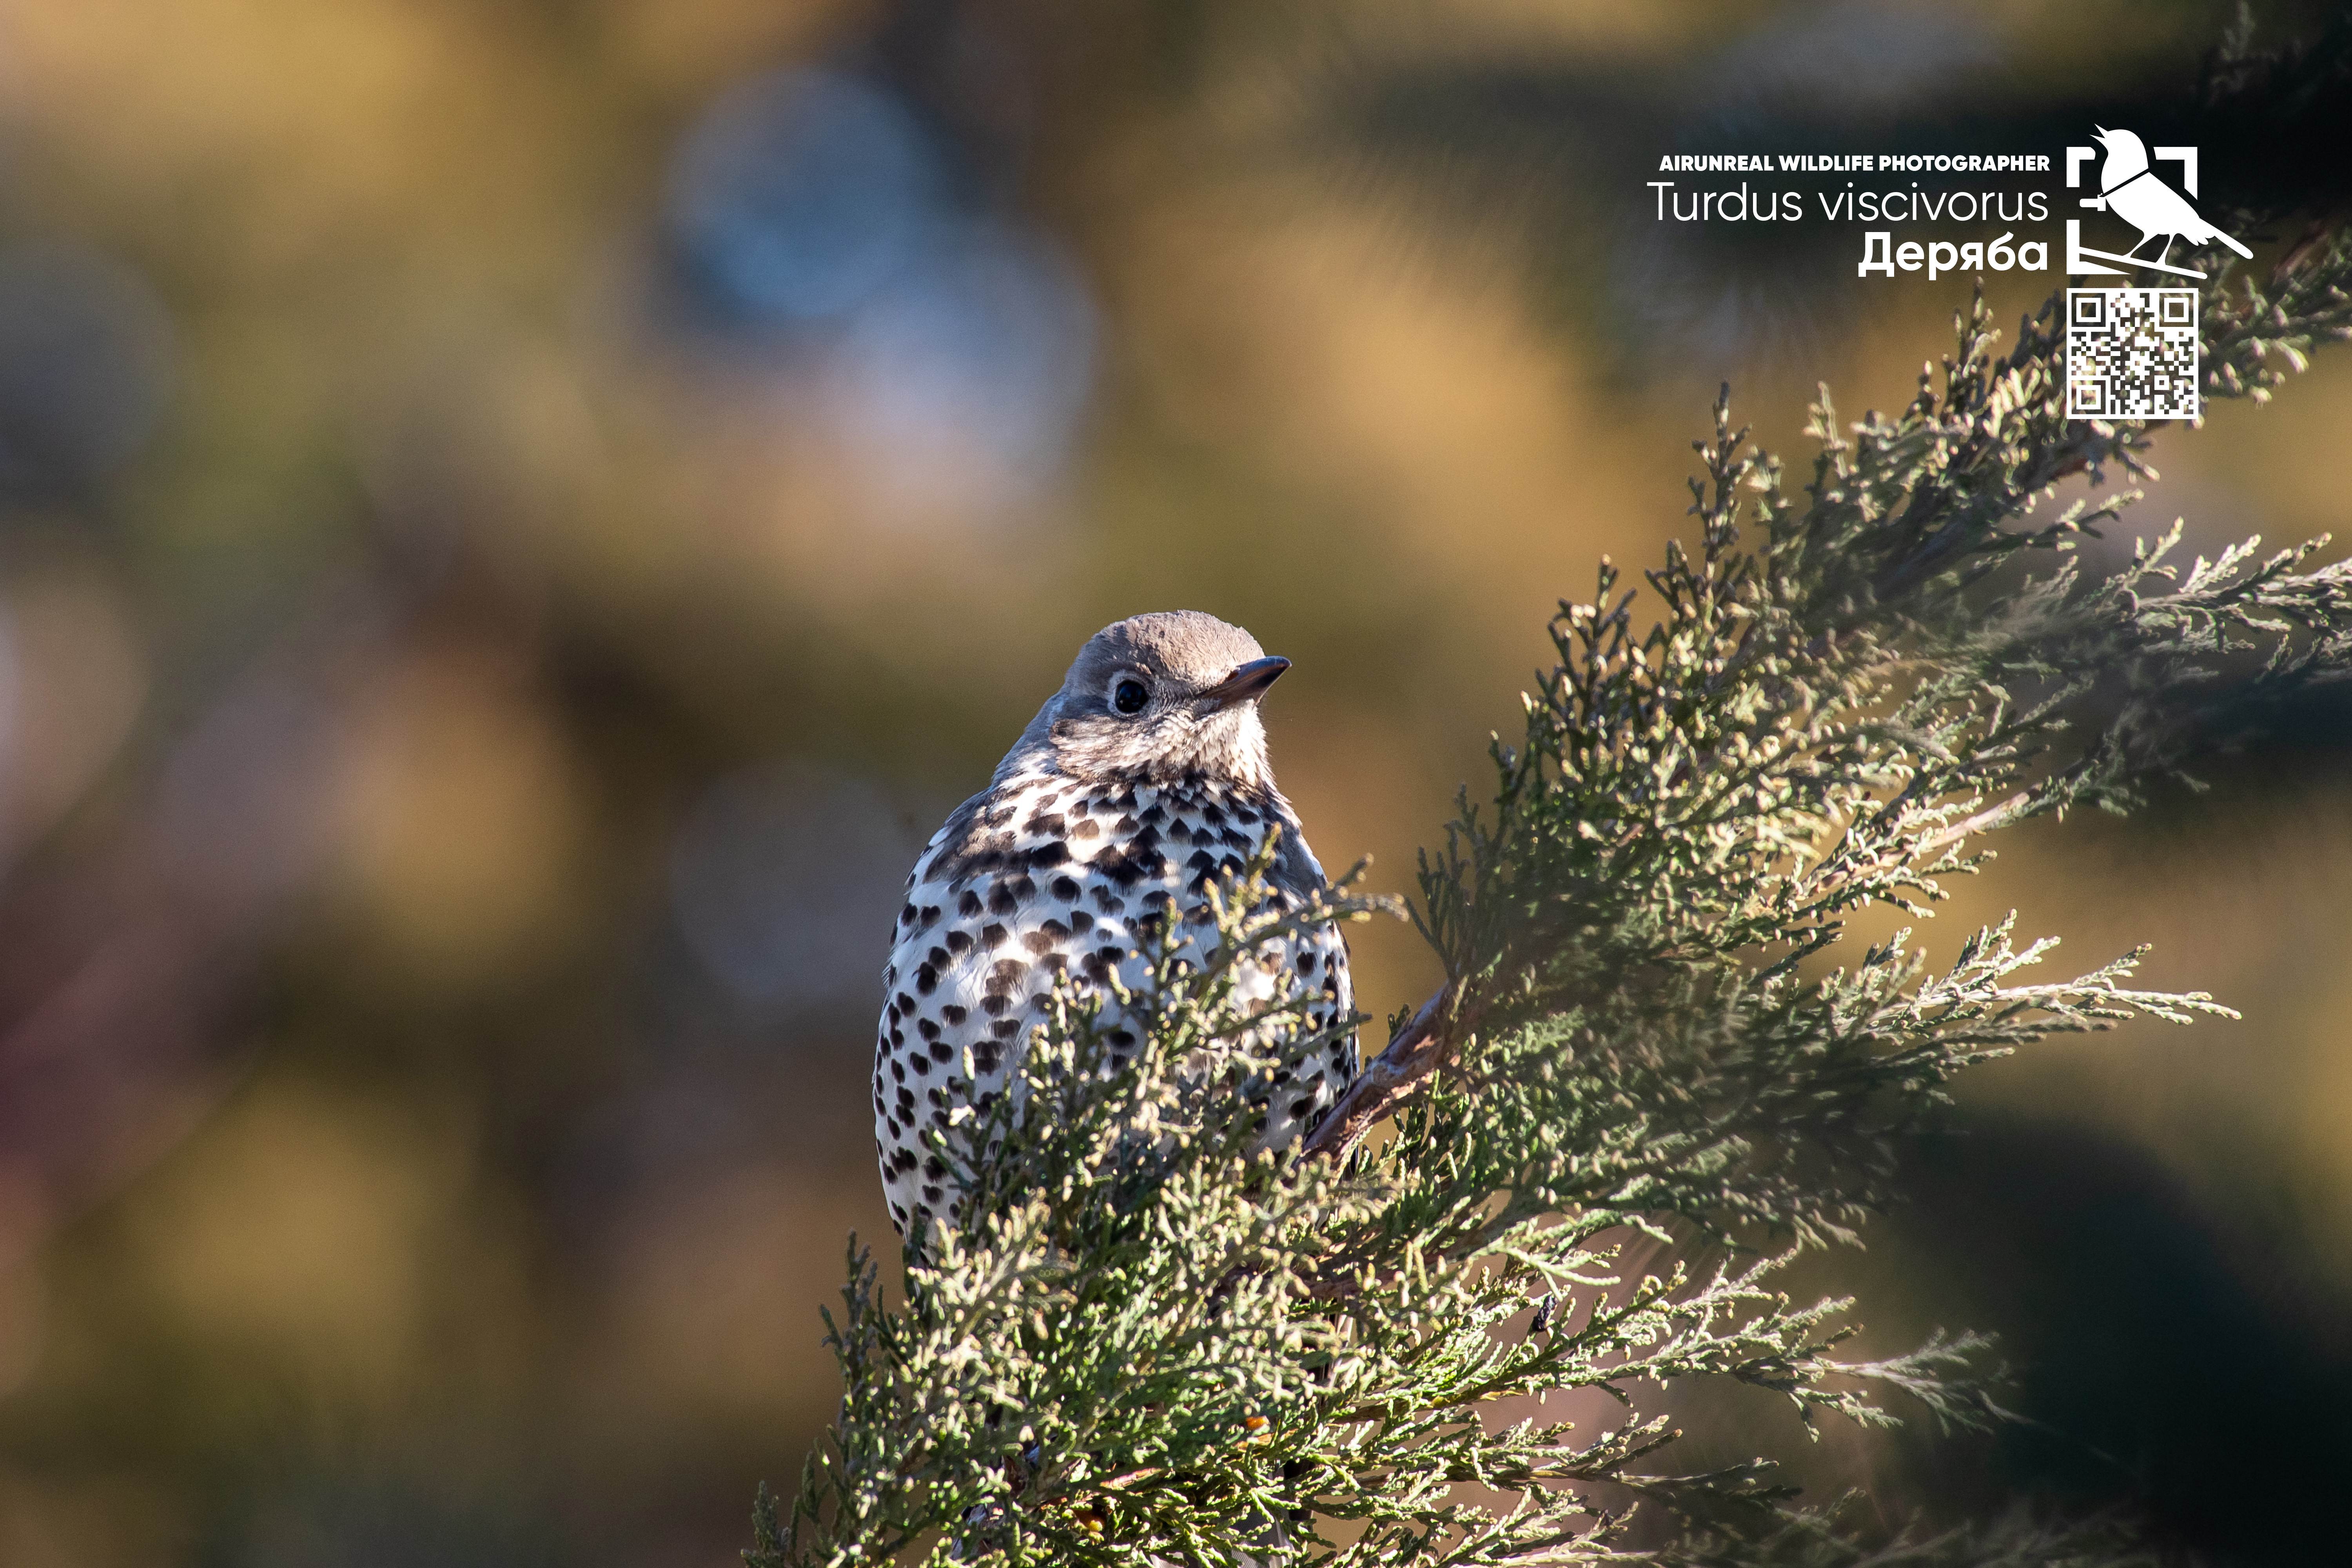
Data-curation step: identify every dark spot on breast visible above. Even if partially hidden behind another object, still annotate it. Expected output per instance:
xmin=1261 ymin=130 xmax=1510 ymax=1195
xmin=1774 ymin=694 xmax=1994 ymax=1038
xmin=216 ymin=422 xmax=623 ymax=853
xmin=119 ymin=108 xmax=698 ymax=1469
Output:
xmin=982 ymin=995 xmax=1008 ymax=1016
xmin=988 ymin=885 xmax=1018 ymax=915
xmin=1090 ymin=885 xmax=1122 ymax=913
xmin=1140 ymin=889 xmax=1171 ymax=909
xmin=927 ymin=946 xmax=949 ymax=969
xmin=918 ymin=1018 xmax=942 ymax=1041
xmin=992 ymin=1018 xmax=1022 ymax=1039
xmin=1069 ymin=818 xmax=1100 ymax=840
xmin=896 ymin=1087 xmax=916 ymax=1111
xmin=1112 ymin=815 xmax=1138 ymax=834
xmin=941 ymin=1004 xmax=967 ymax=1025
xmin=1202 ymin=802 xmax=1227 ymax=826
xmin=931 ymin=1040 xmax=953 ymax=1062
xmin=1297 ymin=952 xmax=1318 ymax=975
xmin=1290 ymin=1097 xmax=1316 ymax=1120
xmin=909 ymin=1054 xmax=929 ymax=1075
xmin=1027 ymin=812 xmax=1065 ymax=837
xmin=958 ymin=890 xmax=984 ymax=917
xmin=1009 ymin=875 xmax=1037 ymax=902
xmin=973 ymin=1044 xmax=1000 ymax=1074
xmin=1233 ymin=806 xmax=1259 ymax=825
xmin=1050 ymin=875 xmax=1080 ymax=901
xmin=915 ymin=965 xmax=938 ymax=994
xmin=918 ymin=906 xmax=941 ymax=929
xmin=981 ymin=923 xmax=1008 ymax=948
xmin=946 ymin=931 xmax=973 ymax=955
xmin=890 ymin=1060 xmax=906 ymax=1082
xmin=1022 ymin=929 xmax=1057 ymax=956
xmin=898 ymin=904 xmax=915 ymax=925
xmin=987 ymin=959 xmax=1029 ymax=994
xmin=1221 ymin=829 xmax=1254 ymax=850
xmin=1140 ymin=804 xmax=1164 ymax=824
xmin=1184 ymin=904 xmax=1213 ymax=926
xmin=982 ymin=805 xmax=1015 ymax=829
xmin=1186 ymin=849 xmax=1217 ymax=873
xmin=1028 ymin=842 xmax=1069 ymax=870
xmin=1069 ymin=909 xmax=1094 ymax=933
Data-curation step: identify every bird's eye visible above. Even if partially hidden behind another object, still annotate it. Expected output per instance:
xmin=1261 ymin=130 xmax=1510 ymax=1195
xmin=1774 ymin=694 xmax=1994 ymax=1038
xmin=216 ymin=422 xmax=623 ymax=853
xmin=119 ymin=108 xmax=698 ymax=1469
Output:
xmin=1112 ymin=678 xmax=1150 ymax=715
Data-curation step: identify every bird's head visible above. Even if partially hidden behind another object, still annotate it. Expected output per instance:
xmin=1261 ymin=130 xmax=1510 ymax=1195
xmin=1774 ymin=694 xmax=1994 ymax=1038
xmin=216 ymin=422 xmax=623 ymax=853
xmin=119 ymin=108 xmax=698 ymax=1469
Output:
xmin=1012 ymin=611 xmax=1289 ymax=788
xmin=2092 ymin=126 xmax=2149 ymax=171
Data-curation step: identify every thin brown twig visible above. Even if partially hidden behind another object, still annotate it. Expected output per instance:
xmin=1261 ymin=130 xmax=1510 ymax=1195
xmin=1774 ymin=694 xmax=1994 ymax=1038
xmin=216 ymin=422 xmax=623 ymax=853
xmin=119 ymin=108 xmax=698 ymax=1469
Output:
xmin=1915 ymin=790 xmax=2033 ymax=860
xmin=1299 ymin=982 xmax=1457 ymax=1159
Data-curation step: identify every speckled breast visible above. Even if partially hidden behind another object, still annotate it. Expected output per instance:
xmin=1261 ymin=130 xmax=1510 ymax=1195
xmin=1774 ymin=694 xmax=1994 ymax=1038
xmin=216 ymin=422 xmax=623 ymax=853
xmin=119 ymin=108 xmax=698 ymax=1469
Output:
xmin=873 ymin=769 xmax=1355 ymax=1232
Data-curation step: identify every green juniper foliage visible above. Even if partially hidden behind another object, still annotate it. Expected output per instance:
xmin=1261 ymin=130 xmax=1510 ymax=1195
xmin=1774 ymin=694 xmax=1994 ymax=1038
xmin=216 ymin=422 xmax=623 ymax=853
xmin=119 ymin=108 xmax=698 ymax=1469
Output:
xmin=753 ymin=138 xmax=2352 ymax=1568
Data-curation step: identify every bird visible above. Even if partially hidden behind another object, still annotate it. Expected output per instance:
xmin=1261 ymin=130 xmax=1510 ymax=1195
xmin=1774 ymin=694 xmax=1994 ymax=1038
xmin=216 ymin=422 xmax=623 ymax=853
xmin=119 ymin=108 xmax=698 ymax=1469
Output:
xmin=2082 ymin=126 xmax=2252 ymax=269
xmin=873 ymin=611 xmax=1356 ymax=1234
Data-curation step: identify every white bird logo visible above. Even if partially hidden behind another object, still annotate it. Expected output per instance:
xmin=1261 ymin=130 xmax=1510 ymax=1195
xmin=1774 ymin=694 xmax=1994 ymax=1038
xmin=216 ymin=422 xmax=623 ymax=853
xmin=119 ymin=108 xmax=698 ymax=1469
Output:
xmin=2080 ymin=126 xmax=2252 ymax=271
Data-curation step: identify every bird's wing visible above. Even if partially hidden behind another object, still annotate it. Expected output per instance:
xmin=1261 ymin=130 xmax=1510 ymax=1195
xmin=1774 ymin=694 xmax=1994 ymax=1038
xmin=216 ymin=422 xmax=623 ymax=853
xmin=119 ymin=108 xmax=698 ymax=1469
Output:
xmin=2112 ymin=181 xmax=2196 ymax=233
xmin=2118 ymin=182 xmax=2253 ymax=257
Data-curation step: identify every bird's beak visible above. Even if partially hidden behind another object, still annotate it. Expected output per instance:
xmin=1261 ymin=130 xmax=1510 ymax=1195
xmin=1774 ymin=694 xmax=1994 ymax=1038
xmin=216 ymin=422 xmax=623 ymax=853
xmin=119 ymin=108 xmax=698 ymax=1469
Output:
xmin=1198 ymin=656 xmax=1290 ymax=709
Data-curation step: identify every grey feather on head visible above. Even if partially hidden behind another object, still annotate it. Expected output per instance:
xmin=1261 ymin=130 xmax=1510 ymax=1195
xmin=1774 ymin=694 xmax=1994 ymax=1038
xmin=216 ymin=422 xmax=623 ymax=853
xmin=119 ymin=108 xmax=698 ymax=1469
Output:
xmin=1001 ymin=611 xmax=1289 ymax=788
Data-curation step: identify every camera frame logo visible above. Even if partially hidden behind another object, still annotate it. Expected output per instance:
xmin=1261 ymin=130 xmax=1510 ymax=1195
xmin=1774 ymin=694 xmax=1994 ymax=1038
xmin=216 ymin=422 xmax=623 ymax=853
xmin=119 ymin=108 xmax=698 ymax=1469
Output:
xmin=2063 ymin=128 xmax=2246 ymax=421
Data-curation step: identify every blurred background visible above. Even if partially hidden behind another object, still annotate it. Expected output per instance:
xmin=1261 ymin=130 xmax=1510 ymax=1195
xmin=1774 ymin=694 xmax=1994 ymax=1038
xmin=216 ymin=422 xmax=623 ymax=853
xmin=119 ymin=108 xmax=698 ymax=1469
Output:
xmin=0 ymin=1 xmax=2345 ymax=1563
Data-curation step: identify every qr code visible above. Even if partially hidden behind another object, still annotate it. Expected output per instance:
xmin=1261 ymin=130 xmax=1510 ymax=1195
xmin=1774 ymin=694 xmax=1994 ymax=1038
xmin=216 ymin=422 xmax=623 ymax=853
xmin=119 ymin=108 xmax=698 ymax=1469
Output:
xmin=2067 ymin=288 xmax=2199 ymax=419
